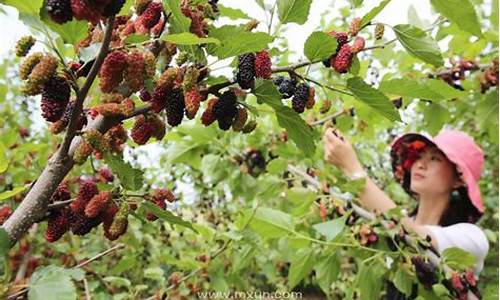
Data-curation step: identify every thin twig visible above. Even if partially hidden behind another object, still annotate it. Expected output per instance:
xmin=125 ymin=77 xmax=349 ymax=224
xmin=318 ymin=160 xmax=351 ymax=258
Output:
xmin=75 ymin=243 xmax=125 ymax=269
xmin=310 ymin=109 xmax=347 ymax=126
xmin=84 ymin=278 xmax=91 ymax=300
xmin=59 ymin=16 xmax=116 ymax=158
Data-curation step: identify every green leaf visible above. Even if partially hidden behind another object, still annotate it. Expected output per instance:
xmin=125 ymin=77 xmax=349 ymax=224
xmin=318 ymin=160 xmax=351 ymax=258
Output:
xmin=288 ymin=248 xmax=315 ymax=288
xmin=357 ymin=263 xmax=385 ymax=300
xmin=393 ymin=24 xmax=443 ymax=67
xmin=346 ymin=77 xmax=401 ymax=122
xmin=277 ymin=0 xmax=312 ymax=25
xmin=393 ymin=268 xmax=414 ymax=296
xmin=360 ymin=0 xmax=391 ymax=27
xmin=304 ymin=31 xmax=337 ymax=62
xmin=314 ymin=254 xmax=340 ymax=294
xmin=0 ymin=141 xmax=8 ymax=173
xmin=141 ymin=201 xmax=197 ymax=232
xmin=28 ymin=266 xmax=77 ymax=300
xmin=442 ymin=247 xmax=477 ymax=269
xmin=424 ymin=79 xmax=466 ymax=99
xmin=218 ymin=5 xmax=251 ymax=20
xmin=0 ymin=228 xmax=10 ymax=257
xmin=430 ymin=0 xmax=483 ymax=37
xmin=162 ymin=0 xmax=191 ymax=33
xmin=200 ymin=154 xmax=227 ymax=184
xmin=161 ymin=32 xmax=220 ymax=45
xmin=0 ymin=186 xmax=27 ymax=201
xmin=249 ymin=207 xmax=294 ymax=238
xmin=313 ymin=215 xmax=348 ymax=241
xmin=477 ymin=90 xmax=499 ymax=144
xmin=207 ymin=25 xmax=273 ymax=59
xmin=104 ymin=154 xmax=144 ymax=191
xmin=0 ymin=0 xmax=43 ymax=14
xmin=379 ymin=78 xmax=446 ymax=101
xmin=123 ymin=34 xmax=150 ymax=44
xmin=423 ymin=102 xmax=450 ymax=135
xmin=253 ymin=79 xmax=316 ymax=156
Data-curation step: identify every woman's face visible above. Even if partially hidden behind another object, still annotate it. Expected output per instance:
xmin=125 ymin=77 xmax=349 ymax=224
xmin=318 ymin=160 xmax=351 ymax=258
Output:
xmin=410 ymin=145 xmax=462 ymax=196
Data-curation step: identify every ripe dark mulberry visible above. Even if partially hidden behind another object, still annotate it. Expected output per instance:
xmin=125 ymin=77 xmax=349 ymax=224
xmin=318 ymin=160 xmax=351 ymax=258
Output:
xmin=69 ymin=211 xmax=102 ymax=235
xmin=99 ymin=51 xmax=128 ymax=93
xmin=46 ymin=0 xmax=73 ymax=24
xmin=45 ymin=208 xmax=70 ymax=242
xmin=102 ymin=0 xmax=126 ymax=17
xmin=165 ymin=88 xmax=185 ymax=126
xmin=236 ymin=53 xmax=256 ymax=89
xmin=41 ymin=76 xmax=70 ymax=122
xmin=411 ymin=256 xmax=438 ymax=289
xmin=15 ymin=36 xmax=36 ymax=57
xmin=45 ymin=0 xmax=73 ymax=24
xmin=275 ymin=77 xmax=296 ymax=99
xmin=254 ymin=50 xmax=272 ymax=79
xmin=292 ymin=83 xmax=309 ymax=113
xmin=331 ymin=44 xmax=353 ymax=73
xmin=213 ymin=90 xmax=238 ymax=130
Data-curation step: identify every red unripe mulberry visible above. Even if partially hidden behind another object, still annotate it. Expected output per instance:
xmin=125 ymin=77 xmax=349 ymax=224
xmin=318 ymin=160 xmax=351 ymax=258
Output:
xmin=45 ymin=208 xmax=70 ymax=242
xmin=71 ymin=180 xmax=98 ymax=214
xmin=85 ymin=191 xmax=112 ymax=218
xmin=124 ymin=49 xmax=146 ymax=92
xmin=184 ymin=88 xmax=203 ymax=119
xmin=351 ymin=36 xmax=365 ymax=53
xmin=201 ymin=98 xmax=218 ymax=126
xmin=331 ymin=44 xmax=353 ymax=73
xmin=153 ymin=188 xmax=176 ymax=203
xmin=99 ymin=51 xmax=128 ymax=93
xmin=71 ymin=0 xmax=101 ymax=24
xmin=254 ymin=50 xmax=272 ymax=79
xmin=0 ymin=205 xmax=12 ymax=225
xmin=136 ymin=1 xmax=162 ymax=29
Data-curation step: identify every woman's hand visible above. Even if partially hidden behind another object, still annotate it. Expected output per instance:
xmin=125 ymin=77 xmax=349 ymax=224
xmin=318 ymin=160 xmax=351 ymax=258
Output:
xmin=323 ymin=127 xmax=364 ymax=177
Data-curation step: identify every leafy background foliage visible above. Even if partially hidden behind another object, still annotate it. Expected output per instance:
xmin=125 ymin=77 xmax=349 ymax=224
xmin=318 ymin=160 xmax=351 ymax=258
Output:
xmin=0 ymin=0 xmax=498 ymax=299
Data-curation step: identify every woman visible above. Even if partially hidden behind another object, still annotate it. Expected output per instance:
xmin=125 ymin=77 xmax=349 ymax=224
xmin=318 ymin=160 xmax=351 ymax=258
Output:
xmin=323 ymin=128 xmax=489 ymax=298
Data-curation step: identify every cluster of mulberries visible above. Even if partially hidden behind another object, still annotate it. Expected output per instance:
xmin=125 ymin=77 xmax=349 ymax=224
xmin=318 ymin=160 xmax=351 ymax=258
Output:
xmin=443 ymin=270 xmax=481 ymax=300
xmin=235 ymin=51 xmax=273 ymax=89
xmin=15 ymin=36 xmax=35 ymax=57
xmin=480 ymin=59 xmax=498 ymax=93
xmin=57 ymin=0 xmax=126 ymax=24
xmin=70 ymin=180 xmax=99 ymax=214
xmin=20 ymin=53 xmax=58 ymax=96
xmin=320 ymin=30 xmax=362 ymax=74
xmin=49 ymin=101 xmax=87 ymax=135
xmin=357 ymin=224 xmax=379 ymax=246
xmin=41 ymin=76 xmax=70 ymax=122
xmin=180 ymin=1 xmax=211 ymax=37
xmin=99 ymin=51 xmax=128 ymax=93
xmin=145 ymin=190 xmax=170 ymax=221
xmin=272 ymin=77 xmax=315 ymax=113
xmin=130 ymin=113 xmax=166 ymax=145
xmin=0 ymin=205 xmax=12 ymax=225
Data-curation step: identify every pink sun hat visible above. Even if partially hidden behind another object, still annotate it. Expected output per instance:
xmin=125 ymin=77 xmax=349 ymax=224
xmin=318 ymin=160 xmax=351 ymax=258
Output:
xmin=390 ymin=129 xmax=485 ymax=214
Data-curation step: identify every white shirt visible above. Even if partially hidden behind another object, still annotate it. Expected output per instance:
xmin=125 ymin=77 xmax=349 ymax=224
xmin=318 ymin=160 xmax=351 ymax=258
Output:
xmin=424 ymin=223 xmax=489 ymax=278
